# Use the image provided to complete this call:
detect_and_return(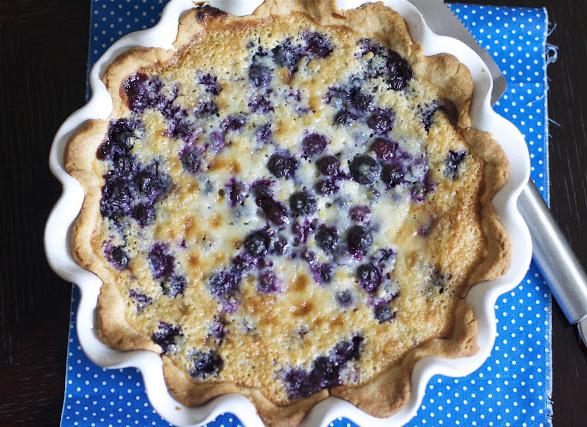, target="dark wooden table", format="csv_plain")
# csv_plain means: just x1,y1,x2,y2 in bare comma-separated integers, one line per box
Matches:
1,0,586,425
